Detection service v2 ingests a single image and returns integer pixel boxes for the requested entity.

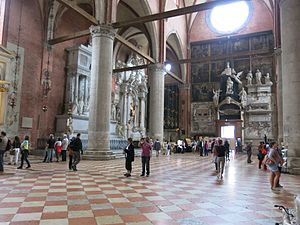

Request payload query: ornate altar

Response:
[112,53,148,141]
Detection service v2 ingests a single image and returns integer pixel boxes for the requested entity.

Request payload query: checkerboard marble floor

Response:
[0,153,299,225]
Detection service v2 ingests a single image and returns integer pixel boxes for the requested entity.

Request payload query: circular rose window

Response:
[207,1,252,34]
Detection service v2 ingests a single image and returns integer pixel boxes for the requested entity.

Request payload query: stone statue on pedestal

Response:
[246,71,253,86]
[212,89,221,107]
[264,73,273,85]
[239,87,247,108]
[255,69,262,85]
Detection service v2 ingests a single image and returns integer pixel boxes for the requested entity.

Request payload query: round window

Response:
[207,1,252,34]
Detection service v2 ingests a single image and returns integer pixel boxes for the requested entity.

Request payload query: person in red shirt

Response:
[139,137,152,177]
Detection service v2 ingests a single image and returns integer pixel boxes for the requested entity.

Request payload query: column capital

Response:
[90,25,116,40]
[148,63,165,73]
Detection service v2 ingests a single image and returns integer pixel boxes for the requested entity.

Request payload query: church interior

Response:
[0,0,300,224]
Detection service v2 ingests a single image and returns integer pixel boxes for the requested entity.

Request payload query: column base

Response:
[288,157,300,175]
[83,149,115,160]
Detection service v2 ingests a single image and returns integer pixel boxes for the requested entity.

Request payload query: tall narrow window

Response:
[0,0,6,44]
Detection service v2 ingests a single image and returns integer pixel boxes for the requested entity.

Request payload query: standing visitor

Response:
[44,134,55,163]
[9,136,21,166]
[61,134,68,162]
[257,142,267,169]
[139,137,152,177]
[204,141,208,156]
[71,133,82,171]
[54,137,62,162]
[124,137,135,177]
[224,140,230,161]
[68,137,75,170]
[17,136,31,169]
[153,139,161,157]
[266,142,284,191]
[0,131,9,173]
[246,142,252,163]
[165,141,171,156]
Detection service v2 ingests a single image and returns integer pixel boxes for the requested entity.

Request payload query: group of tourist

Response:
[43,133,83,171]
[0,131,31,172]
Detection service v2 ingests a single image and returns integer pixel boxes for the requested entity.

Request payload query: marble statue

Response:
[212,89,221,107]
[255,69,262,85]
[226,77,234,95]
[111,103,116,121]
[264,73,273,85]
[246,71,253,86]
[116,122,124,137]
[239,87,247,108]
[78,97,84,115]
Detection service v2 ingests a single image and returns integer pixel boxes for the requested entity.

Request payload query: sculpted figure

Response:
[239,87,247,108]
[212,89,221,107]
[255,69,262,85]
[264,73,273,85]
[246,71,253,86]
[226,77,234,95]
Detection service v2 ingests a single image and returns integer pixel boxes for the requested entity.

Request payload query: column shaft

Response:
[148,64,165,142]
[84,25,116,160]
[280,0,300,174]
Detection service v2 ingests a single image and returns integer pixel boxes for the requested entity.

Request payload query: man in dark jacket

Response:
[71,133,82,171]
[124,137,134,177]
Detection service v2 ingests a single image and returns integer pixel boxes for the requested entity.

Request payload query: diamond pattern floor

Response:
[0,153,299,225]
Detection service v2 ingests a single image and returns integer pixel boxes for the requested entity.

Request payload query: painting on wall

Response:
[231,37,249,53]
[251,57,273,75]
[211,60,226,82]
[191,63,209,83]
[192,82,219,102]
[250,33,274,51]
[191,43,209,59]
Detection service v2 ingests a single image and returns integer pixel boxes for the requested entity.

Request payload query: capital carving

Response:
[90,25,116,40]
[148,63,165,74]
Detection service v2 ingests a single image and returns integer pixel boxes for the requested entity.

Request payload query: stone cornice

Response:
[90,25,116,40]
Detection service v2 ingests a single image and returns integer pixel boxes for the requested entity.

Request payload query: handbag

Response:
[263,154,274,165]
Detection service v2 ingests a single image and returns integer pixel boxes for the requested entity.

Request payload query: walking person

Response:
[216,139,226,179]
[9,136,21,166]
[124,137,134,177]
[153,139,161,157]
[165,141,171,156]
[266,142,284,191]
[61,134,68,162]
[0,131,9,173]
[71,133,82,171]
[139,137,152,177]
[68,137,75,170]
[17,136,31,169]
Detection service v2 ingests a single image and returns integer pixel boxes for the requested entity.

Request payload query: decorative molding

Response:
[90,25,116,40]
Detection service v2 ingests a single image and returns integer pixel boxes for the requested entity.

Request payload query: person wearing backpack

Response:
[0,131,9,173]
[17,136,31,169]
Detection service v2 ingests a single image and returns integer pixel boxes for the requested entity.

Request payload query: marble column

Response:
[280,0,300,174]
[148,63,165,142]
[275,48,283,144]
[83,25,116,160]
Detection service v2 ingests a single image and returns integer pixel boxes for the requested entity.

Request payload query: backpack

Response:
[5,139,12,152]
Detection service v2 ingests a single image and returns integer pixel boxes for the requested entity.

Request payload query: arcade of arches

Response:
[0,0,300,224]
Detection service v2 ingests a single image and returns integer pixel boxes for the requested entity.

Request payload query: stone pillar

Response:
[280,0,300,174]
[83,25,116,160]
[275,48,283,144]
[148,63,165,142]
